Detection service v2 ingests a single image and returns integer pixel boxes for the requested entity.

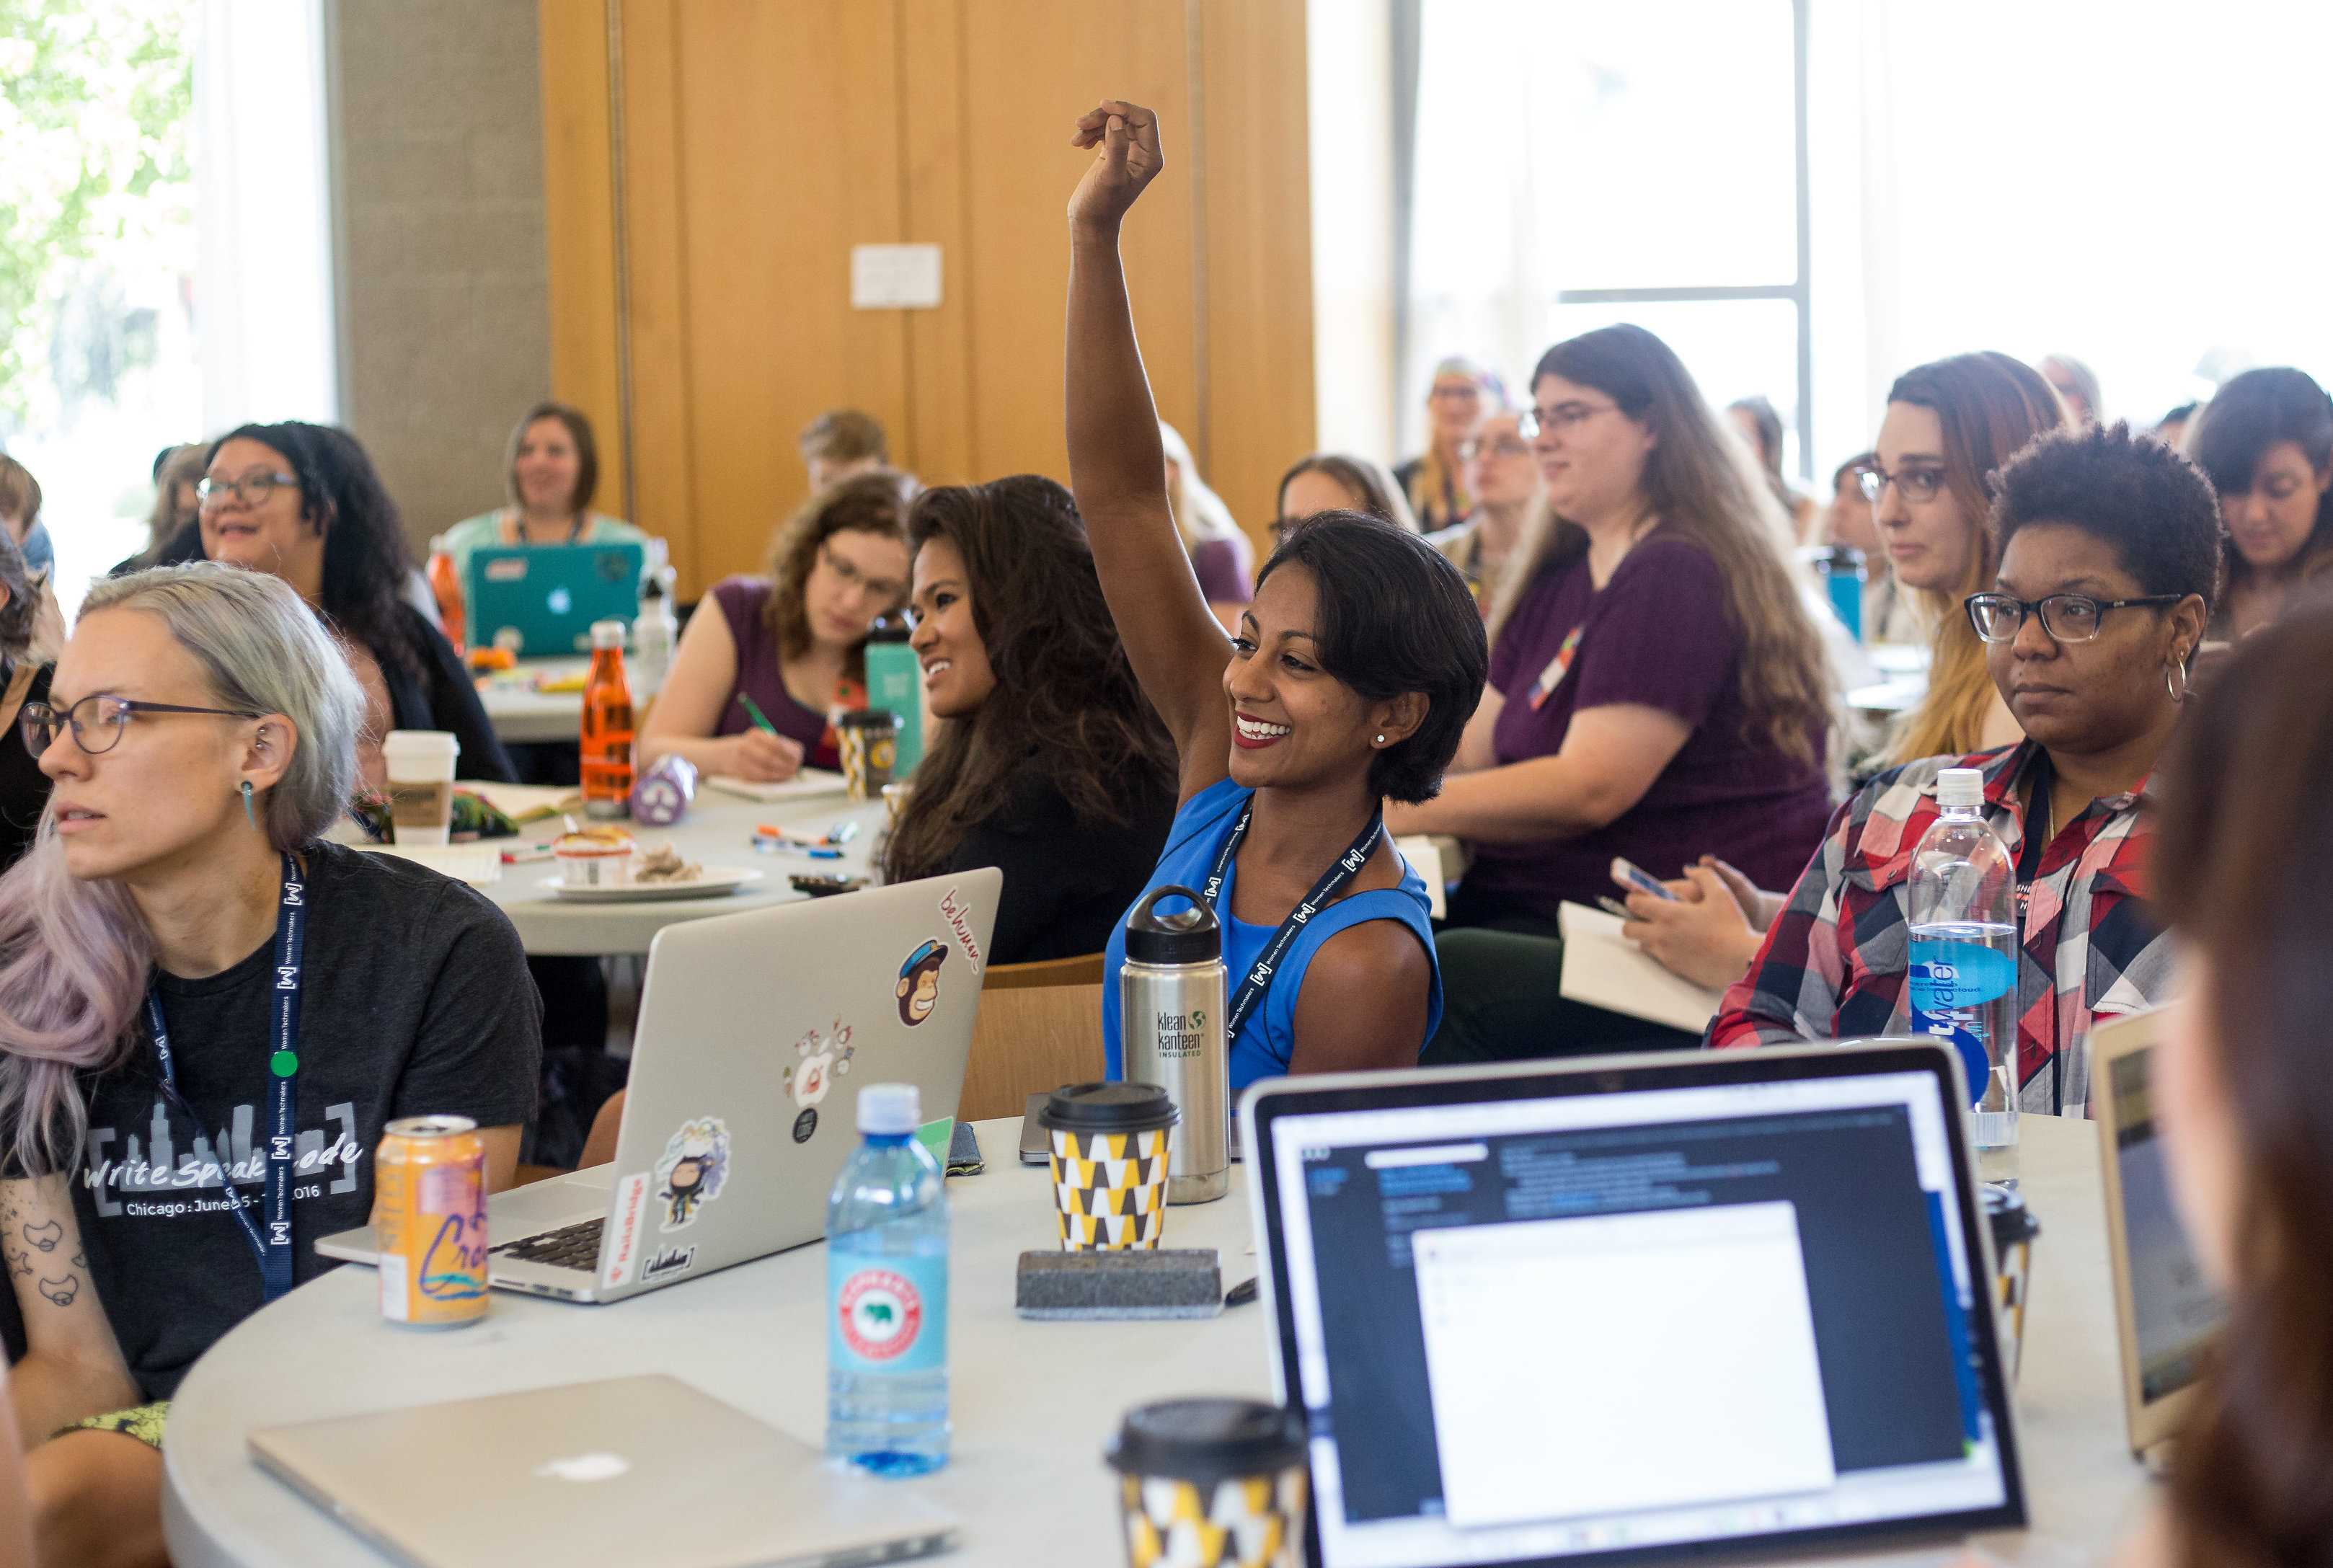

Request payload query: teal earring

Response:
[241,780,256,827]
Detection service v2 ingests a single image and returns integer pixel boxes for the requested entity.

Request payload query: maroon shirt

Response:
[1464,533,1833,919]
[707,577,845,772]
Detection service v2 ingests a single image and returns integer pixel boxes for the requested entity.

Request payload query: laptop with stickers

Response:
[316,869,999,1303]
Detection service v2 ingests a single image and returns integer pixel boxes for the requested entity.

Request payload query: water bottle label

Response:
[1907,939,2017,1094]
[831,1257,947,1374]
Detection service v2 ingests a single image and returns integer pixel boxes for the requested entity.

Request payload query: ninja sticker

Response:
[783,1020,856,1109]
[654,1117,732,1233]
[896,941,947,1027]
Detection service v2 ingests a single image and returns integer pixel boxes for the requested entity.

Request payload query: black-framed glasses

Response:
[1858,463,1947,504]
[194,470,298,510]
[1964,591,2184,645]
[19,695,264,758]
[1517,402,1618,440]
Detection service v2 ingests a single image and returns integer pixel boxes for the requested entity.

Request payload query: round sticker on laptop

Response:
[793,1108,818,1144]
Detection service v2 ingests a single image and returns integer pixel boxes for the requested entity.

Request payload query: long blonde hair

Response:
[1157,422,1244,552]
[1882,353,2068,764]
[1493,325,1830,763]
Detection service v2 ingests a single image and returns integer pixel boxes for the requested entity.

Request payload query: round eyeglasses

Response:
[19,694,264,758]
[1963,591,2184,645]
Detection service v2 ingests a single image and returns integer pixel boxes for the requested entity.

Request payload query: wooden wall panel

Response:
[668,0,911,586]
[537,0,624,512]
[898,0,975,490]
[615,0,697,585]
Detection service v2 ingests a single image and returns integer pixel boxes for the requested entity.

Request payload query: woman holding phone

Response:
[1066,99,1486,1087]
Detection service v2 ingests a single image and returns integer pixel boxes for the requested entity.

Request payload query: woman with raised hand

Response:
[1067,99,1486,1085]
[638,471,913,783]
[1709,423,2218,1120]
[2130,599,2333,1568]
[0,564,540,1568]
[880,476,1177,964]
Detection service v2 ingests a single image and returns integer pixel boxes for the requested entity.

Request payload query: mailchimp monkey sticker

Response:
[655,1117,732,1232]
[895,941,948,1027]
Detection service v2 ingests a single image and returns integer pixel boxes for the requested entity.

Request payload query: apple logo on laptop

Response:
[547,587,573,616]
[534,1452,632,1484]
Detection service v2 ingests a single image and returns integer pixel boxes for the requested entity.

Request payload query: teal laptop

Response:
[464,542,644,657]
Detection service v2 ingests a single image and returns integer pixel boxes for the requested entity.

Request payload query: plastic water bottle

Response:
[826,1083,949,1475]
[1907,767,2020,1148]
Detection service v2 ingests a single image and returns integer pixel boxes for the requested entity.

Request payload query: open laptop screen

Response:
[2099,1035,2223,1414]
[1249,1048,2022,1567]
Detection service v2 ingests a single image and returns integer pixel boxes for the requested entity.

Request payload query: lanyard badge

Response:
[143,853,308,1303]
[1527,623,1585,711]
[1201,800,1386,1035]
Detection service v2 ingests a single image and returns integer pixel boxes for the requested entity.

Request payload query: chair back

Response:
[960,955,1107,1122]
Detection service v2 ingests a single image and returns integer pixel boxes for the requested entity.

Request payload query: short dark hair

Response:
[1988,421,2224,616]
[798,409,888,465]
[1255,512,1487,803]
[204,421,423,676]
[505,402,599,515]
[1275,453,1417,533]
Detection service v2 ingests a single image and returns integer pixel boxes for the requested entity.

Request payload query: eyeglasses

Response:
[1458,436,1532,463]
[1963,591,2184,645]
[818,541,907,605]
[1428,384,1484,402]
[195,471,298,510]
[1517,402,1618,440]
[1857,464,1947,505]
[19,694,264,758]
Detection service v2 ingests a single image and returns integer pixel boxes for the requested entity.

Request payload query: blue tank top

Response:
[1102,777,1443,1089]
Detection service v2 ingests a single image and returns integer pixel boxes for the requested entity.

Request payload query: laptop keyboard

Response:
[492,1218,602,1272]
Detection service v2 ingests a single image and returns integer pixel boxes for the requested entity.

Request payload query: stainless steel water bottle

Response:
[1121,886,1230,1205]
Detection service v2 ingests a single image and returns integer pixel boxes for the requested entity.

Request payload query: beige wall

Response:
[541,0,1317,599]
[329,0,553,553]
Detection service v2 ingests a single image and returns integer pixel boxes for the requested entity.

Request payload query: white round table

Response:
[475,659,668,747]
[161,1115,2150,1567]
[484,792,887,955]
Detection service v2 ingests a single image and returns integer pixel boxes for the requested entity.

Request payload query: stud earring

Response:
[1374,734,1386,745]
[240,779,257,827]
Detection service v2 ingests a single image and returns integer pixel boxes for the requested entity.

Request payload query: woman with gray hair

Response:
[0,563,540,1567]
[0,530,51,869]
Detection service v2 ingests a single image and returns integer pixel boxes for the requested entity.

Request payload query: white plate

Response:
[540,867,763,903]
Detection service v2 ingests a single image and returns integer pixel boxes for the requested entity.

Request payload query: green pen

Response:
[738,694,781,735]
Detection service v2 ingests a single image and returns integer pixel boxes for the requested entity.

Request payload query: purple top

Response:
[1465,533,1833,918]
[708,577,843,772]
[1190,534,1255,604]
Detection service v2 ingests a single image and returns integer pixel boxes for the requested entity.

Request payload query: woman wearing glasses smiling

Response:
[1709,424,2219,1118]
[638,470,913,782]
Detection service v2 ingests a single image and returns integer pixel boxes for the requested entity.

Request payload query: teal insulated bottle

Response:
[864,614,921,776]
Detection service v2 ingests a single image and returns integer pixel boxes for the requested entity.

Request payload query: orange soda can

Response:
[376,1115,490,1328]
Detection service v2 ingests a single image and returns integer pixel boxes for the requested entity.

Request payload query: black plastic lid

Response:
[1041,1081,1179,1134]
[1124,885,1221,964]
[1982,1182,2039,1246]
[866,612,911,644]
[833,707,896,731]
[1105,1398,1307,1481]
[1819,543,1866,570]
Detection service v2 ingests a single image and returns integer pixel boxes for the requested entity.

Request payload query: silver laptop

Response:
[1241,1040,2027,1566]
[2091,1010,2226,1458]
[318,869,1000,1303]
[249,1374,959,1568]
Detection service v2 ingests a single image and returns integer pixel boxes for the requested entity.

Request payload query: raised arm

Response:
[1066,100,1234,793]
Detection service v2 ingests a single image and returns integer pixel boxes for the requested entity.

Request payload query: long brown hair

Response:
[1882,353,2067,763]
[763,469,915,665]
[1494,324,1830,763]
[881,477,1175,885]
[2153,600,2333,1568]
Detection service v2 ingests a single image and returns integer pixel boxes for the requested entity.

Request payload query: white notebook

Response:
[701,769,850,803]
[1557,902,1724,1035]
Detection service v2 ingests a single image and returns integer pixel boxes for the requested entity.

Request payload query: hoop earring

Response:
[240,779,257,827]
[2164,660,2190,704]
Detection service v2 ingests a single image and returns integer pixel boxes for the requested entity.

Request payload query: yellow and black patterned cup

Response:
[834,709,898,802]
[1040,1082,1179,1252]
[1983,1182,2040,1382]
[1107,1399,1309,1568]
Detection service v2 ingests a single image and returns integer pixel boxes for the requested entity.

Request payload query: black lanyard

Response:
[141,854,309,1303]
[1200,799,1384,1035]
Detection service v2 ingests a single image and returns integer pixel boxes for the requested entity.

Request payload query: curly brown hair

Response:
[763,469,916,664]
[881,477,1176,885]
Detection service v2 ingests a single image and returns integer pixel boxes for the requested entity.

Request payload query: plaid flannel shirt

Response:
[1705,741,2171,1117]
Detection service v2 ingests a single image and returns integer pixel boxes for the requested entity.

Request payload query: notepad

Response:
[355,843,503,887]
[1556,902,1724,1034]
[701,769,851,803]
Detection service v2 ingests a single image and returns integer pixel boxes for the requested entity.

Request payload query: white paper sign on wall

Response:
[850,244,944,309]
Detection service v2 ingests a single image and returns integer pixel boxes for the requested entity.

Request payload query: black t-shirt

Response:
[0,661,53,873]
[45,841,541,1399]
[938,766,1176,965]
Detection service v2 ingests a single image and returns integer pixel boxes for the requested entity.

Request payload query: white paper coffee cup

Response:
[381,730,460,846]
